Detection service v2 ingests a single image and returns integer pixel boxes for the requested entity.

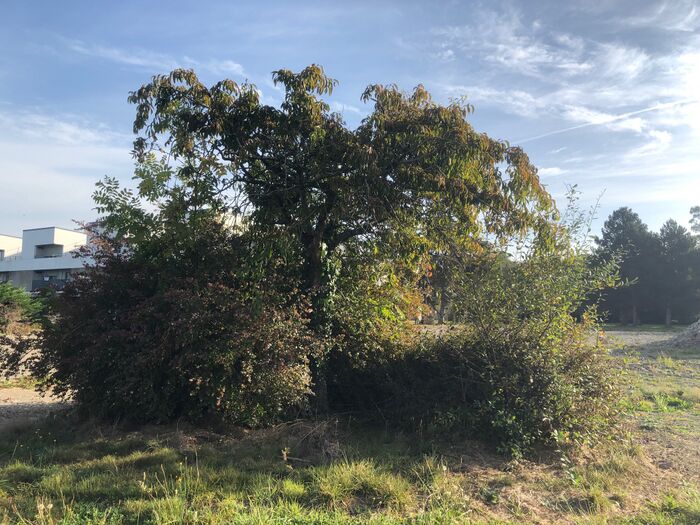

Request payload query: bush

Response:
[330,193,621,455]
[14,222,323,426]
[0,282,41,372]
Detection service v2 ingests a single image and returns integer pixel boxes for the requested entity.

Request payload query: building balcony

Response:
[32,278,69,291]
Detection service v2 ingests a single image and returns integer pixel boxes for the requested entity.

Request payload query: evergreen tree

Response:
[690,206,700,237]
[595,207,658,324]
[657,219,699,324]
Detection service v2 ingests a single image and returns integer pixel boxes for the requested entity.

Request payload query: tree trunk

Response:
[665,305,672,327]
[632,303,640,326]
[302,228,329,415]
[437,286,447,324]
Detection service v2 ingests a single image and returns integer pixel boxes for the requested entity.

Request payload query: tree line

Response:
[594,206,700,326]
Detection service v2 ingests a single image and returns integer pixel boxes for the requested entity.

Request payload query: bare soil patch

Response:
[0,386,66,430]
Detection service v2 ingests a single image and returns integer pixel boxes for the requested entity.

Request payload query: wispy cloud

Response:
[0,109,132,233]
[329,101,363,115]
[518,99,698,143]
[437,84,547,117]
[538,167,566,177]
[624,0,700,32]
[65,39,247,78]
[432,9,588,77]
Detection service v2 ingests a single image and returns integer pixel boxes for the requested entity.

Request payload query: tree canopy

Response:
[125,65,556,298]
[595,207,700,325]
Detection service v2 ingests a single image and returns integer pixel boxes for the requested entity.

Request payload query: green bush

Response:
[0,282,41,373]
[330,194,621,455]
[13,222,323,426]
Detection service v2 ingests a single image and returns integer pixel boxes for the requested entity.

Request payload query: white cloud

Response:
[438,84,547,117]
[595,43,649,79]
[329,101,364,115]
[329,101,363,115]
[65,39,247,78]
[0,109,133,234]
[435,48,455,62]
[66,40,177,70]
[538,167,566,177]
[562,105,646,133]
[624,0,700,32]
[183,57,246,77]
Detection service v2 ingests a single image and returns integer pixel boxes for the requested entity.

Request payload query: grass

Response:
[0,376,37,390]
[0,417,694,525]
[0,326,698,524]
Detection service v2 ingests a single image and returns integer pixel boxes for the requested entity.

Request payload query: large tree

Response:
[112,65,555,409]
[128,66,554,297]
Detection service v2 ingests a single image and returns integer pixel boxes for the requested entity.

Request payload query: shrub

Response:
[13,222,323,426]
[330,192,621,455]
[0,282,41,373]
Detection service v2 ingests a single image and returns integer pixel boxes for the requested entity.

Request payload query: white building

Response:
[0,227,88,291]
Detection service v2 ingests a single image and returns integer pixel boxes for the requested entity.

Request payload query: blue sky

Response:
[1,0,699,236]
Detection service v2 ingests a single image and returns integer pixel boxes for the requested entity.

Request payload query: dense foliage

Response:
[3,66,621,454]
[595,207,700,325]
[130,67,555,409]
[331,196,620,454]
[17,219,322,425]
[0,282,40,362]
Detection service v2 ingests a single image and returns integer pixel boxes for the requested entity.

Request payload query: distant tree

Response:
[690,206,700,237]
[595,207,658,324]
[657,219,700,325]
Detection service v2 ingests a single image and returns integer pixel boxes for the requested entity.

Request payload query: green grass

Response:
[0,376,37,389]
[0,418,695,525]
[0,327,698,524]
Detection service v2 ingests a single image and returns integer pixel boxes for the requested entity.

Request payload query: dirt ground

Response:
[0,386,65,430]
[606,326,700,486]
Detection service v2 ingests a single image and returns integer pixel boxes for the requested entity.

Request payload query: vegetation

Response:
[595,207,700,325]
[0,326,698,524]
[0,282,40,365]
[0,65,698,523]
[2,66,616,453]
[332,195,620,454]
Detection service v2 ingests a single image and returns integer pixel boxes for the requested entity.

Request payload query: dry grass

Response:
[0,326,697,524]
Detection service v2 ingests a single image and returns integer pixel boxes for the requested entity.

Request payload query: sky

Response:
[1,0,699,236]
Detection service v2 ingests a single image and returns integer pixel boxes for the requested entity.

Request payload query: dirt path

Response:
[0,387,66,430]
[606,327,700,486]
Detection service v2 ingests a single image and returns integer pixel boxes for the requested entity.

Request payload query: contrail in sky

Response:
[517,99,700,144]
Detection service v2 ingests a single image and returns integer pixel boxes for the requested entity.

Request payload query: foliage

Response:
[656,219,700,324]
[10,65,559,424]
[6,212,322,426]
[690,205,700,236]
[0,282,41,368]
[125,65,557,403]
[594,207,659,324]
[595,207,700,325]
[0,282,40,333]
[331,191,621,454]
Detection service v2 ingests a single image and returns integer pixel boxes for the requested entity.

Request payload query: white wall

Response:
[0,227,90,290]
[21,227,87,259]
[0,234,22,259]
